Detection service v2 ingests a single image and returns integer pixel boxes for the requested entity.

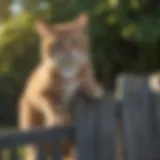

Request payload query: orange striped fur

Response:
[18,13,104,160]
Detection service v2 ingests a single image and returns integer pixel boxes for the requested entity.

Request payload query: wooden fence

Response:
[0,126,74,159]
[0,73,160,160]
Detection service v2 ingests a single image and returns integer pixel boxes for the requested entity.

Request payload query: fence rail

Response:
[0,126,74,160]
[0,125,74,148]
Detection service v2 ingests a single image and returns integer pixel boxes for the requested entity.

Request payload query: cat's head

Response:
[36,13,89,79]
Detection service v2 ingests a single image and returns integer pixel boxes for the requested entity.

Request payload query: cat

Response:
[18,13,104,160]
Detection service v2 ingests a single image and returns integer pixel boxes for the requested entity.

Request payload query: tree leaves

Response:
[1,0,160,124]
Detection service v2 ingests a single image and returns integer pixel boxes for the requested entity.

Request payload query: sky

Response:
[10,0,48,15]
[10,0,22,15]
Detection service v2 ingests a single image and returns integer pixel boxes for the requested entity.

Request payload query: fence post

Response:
[72,90,116,160]
[96,93,116,160]
[73,93,97,160]
[148,72,160,160]
[10,148,19,160]
[37,144,46,160]
[0,150,3,160]
[116,74,152,160]
[52,142,62,160]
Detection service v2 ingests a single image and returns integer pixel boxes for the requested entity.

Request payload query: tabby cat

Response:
[18,13,104,160]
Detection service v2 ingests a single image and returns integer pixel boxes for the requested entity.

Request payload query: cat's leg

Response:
[19,97,63,160]
[37,98,65,158]
[18,100,38,160]
[24,145,37,160]
[87,78,104,98]
[35,97,63,126]
[62,140,76,160]
[79,63,105,99]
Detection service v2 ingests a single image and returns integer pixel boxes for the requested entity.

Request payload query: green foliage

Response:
[0,0,12,20]
[0,0,160,124]
[0,12,39,125]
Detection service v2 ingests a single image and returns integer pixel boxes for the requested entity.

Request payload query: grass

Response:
[1,145,52,160]
[0,126,24,159]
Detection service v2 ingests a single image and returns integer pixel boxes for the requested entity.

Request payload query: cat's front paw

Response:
[91,85,105,99]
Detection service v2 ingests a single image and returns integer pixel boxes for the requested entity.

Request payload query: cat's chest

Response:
[61,79,79,105]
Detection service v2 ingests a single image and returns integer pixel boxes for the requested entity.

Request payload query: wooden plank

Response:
[37,144,46,160]
[114,85,124,160]
[10,148,19,160]
[72,90,116,160]
[115,119,124,160]
[96,93,116,160]
[117,74,152,160]
[72,92,99,160]
[115,75,127,160]
[51,142,62,160]
[148,73,160,160]
[0,126,74,149]
[0,150,3,160]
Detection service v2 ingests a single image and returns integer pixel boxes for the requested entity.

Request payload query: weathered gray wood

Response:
[51,142,62,160]
[115,98,124,160]
[10,148,19,160]
[117,74,152,160]
[0,126,73,149]
[37,144,46,160]
[96,93,116,160]
[72,90,116,160]
[0,150,3,160]
[73,94,98,160]
[115,75,127,160]
[148,73,160,160]
[116,119,124,160]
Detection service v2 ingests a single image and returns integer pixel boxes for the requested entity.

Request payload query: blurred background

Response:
[0,0,160,126]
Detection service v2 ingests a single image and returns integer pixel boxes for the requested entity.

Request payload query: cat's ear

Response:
[35,20,52,38]
[75,13,88,29]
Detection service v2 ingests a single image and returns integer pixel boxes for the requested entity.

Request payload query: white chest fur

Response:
[61,79,79,106]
